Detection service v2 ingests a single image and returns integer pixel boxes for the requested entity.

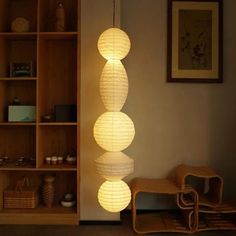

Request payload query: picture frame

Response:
[167,0,223,83]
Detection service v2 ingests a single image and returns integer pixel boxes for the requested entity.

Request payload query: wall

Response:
[121,0,236,208]
[81,0,236,219]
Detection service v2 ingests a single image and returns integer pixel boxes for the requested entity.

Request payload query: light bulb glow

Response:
[98,28,131,60]
[94,112,135,152]
[100,60,128,111]
[98,180,131,212]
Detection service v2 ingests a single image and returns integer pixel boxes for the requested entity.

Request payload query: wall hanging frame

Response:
[167,0,223,83]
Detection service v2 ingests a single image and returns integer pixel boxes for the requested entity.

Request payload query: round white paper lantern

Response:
[93,112,135,152]
[100,60,128,111]
[97,28,131,60]
[95,152,134,180]
[98,180,131,212]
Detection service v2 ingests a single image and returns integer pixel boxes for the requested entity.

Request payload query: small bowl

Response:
[42,114,53,122]
[61,200,76,207]
[66,156,76,165]
[64,193,73,201]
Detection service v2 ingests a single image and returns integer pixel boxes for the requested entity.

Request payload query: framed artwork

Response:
[167,0,223,83]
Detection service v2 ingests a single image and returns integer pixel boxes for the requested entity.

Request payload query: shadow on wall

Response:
[207,82,236,199]
[208,0,236,199]
[120,0,236,210]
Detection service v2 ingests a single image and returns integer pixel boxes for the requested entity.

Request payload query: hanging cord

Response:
[113,0,116,27]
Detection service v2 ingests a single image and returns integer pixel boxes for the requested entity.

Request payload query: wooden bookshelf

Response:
[0,0,80,225]
[0,77,37,81]
[0,122,36,126]
[39,122,77,126]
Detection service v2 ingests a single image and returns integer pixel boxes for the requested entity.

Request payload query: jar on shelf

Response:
[55,2,65,32]
[42,175,55,208]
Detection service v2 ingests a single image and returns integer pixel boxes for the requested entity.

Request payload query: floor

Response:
[0,213,235,236]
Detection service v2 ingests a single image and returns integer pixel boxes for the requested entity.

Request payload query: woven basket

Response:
[4,177,39,209]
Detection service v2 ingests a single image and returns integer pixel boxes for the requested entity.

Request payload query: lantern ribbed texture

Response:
[94,112,135,152]
[95,26,134,212]
[98,28,131,60]
[100,59,128,111]
[98,180,131,212]
[95,152,134,180]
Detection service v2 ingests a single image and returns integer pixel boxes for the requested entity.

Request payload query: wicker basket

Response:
[4,177,39,209]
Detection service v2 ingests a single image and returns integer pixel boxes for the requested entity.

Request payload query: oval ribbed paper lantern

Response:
[98,28,131,60]
[94,112,135,152]
[95,152,134,180]
[100,60,128,111]
[98,180,131,212]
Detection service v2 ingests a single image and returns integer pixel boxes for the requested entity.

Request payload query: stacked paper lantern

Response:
[93,28,135,212]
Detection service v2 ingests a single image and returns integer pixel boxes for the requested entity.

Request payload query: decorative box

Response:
[8,105,36,122]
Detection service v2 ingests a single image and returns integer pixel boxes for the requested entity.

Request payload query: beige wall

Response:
[81,0,236,219]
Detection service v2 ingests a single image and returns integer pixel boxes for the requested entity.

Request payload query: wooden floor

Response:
[0,213,235,236]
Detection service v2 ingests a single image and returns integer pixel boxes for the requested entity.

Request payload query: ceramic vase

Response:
[42,175,55,208]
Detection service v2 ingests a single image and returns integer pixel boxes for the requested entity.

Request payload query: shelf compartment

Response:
[0,171,77,210]
[0,126,36,162]
[38,37,77,121]
[37,126,77,168]
[0,36,37,78]
[39,0,78,32]
[0,80,36,122]
[0,171,78,224]
[0,0,38,32]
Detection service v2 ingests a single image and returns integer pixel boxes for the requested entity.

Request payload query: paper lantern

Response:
[95,25,134,212]
[98,28,131,60]
[98,180,131,212]
[94,112,135,152]
[95,152,134,180]
[100,59,128,111]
